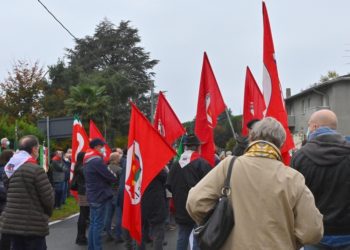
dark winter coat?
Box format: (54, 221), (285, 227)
(166, 155), (211, 225)
(117, 157), (127, 209)
(50, 159), (67, 183)
(84, 155), (117, 204)
(291, 133), (350, 235)
(142, 170), (167, 225)
(0, 164), (6, 214)
(0, 162), (54, 236)
(74, 163), (86, 195)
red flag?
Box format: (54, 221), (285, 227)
(71, 118), (89, 180)
(71, 117), (89, 198)
(194, 52), (226, 166)
(242, 66), (266, 136)
(122, 103), (176, 244)
(262, 2), (295, 164)
(89, 120), (112, 161)
(153, 91), (186, 145)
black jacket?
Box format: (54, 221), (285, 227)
(291, 133), (350, 235)
(142, 170), (167, 225)
(0, 165), (6, 214)
(74, 163), (86, 195)
(166, 155), (211, 225)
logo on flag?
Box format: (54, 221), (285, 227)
(250, 101), (255, 116)
(157, 119), (165, 137)
(125, 141), (143, 205)
(205, 93), (213, 126)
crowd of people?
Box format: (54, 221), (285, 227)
(0, 108), (349, 250)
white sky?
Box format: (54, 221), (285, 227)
(1, 0), (350, 122)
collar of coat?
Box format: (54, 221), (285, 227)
(245, 140), (282, 162)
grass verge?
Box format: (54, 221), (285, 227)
(50, 196), (79, 222)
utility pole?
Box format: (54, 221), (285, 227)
(46, 116), (50, 164)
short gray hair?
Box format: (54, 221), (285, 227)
(249, 117), (286, 148)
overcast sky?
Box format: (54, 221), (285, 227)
(1, 0), (350, 122)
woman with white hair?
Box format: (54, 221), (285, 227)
(186, 117), (324, 250)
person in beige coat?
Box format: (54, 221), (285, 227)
(187, 117), (323, 250)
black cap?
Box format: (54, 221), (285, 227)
(247, 119), (261, 130)
(89, 138), (106, 149)
(183, 134), (201, 146)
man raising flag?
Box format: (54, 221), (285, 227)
(194, 52), (226, 166)
(262, 2), (294, 164)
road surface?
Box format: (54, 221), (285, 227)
(47, 215), (178, 250)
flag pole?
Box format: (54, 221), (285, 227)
(225, 108), (237, 140)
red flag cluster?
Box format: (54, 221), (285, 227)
(71, 1), (296, 245)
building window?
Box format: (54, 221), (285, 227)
(308, 98), (311, 108)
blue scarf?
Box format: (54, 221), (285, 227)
(308, 126), (338, 141)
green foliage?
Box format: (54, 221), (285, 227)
(0, 60), (45, 122)
(114, 135), (128, 149)
(64, 83), (110, 124)
(214, 111), (242, 148)
(183, 119), (195, 134)
(0, 116), (44, 148)
(46, 19), (158, 141)
(50, 197), (79, 221)
(320, 70), (339, 83)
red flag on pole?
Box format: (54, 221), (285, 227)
(153, 91), (186, 145)
(71, 117), (89, 198)
(242, 66), (266, 136)
(262, 1), (295, 164)
(194, 52), (226, 166)
(89, 120), (112, 161)
(122, 103), (176, 244)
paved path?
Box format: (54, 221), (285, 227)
(47, 215), (178, 250)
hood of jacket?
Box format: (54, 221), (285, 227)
(302, 133), (350, 166)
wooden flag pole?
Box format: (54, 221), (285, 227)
(225, 108), (237, 141)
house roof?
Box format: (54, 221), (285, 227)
(285, 74), (350, 102)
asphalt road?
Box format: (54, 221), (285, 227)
(47, 215), (178, 250)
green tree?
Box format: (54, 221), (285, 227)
(47, 19), (158, 141)
(0, 60), (45, 122)
(64, 84), (110, 128)
(320, 70), (339, 83)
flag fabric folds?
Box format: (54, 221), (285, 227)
(122, 103), (176, 244)
(153, 91), (186, 146)
(194, 52), (226, 166)
(242, 66), (266, 136)
(71, 117), (89, 182)
(89, 120), (112, 160)
(262, 2), (295, 164)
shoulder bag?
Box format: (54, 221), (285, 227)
(194, 156), (236, 250)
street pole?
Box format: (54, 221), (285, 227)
(46, 116), (50, 164)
